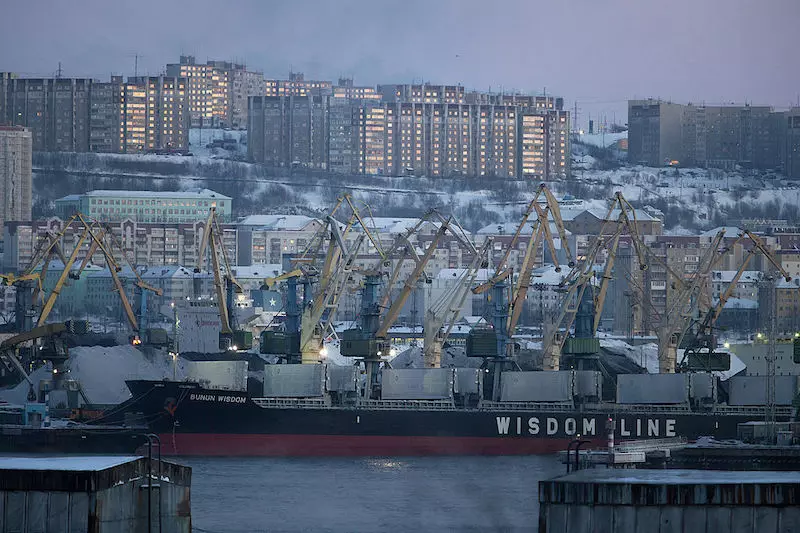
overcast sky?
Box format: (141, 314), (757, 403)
(2, 0), (797, 126)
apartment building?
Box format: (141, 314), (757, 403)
(332, 78), (380, 101)
(627, 99), (685, 166)
(166, 56), (263, 129)
(786, 108), (800, 179)
(247, 95), (329, 168)
(628, 99), (787, 171)
(0, 126), (32, 234)
(264, 72), (332, 97)
(88, 76), (123, 153)
(120, 76), (189, 153)
(235, 214), (325, 265)
(54, 189), (231, 224)
(378, 84), (466, 104)
(757, 277), (800, 335)
(0, 76), (93, 152)
(2, 216), (237, 274)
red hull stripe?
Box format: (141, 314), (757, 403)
(155, 433), (607, 457)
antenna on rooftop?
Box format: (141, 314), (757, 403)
(56, 62), (63, 79)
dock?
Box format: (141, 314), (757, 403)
(0, 455), (191, 532)
(539, 469), (800, 533)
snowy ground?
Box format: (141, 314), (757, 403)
(188, 128), (247, 158)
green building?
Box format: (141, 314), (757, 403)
(54, 189), (232, 224)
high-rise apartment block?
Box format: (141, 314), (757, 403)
(121, 76), (189, 153)
(628, 99), (790, 172)
(248, 84), (569, 179)
(0, 73), (189, 154)
(247, 95), (329, 169)
(166, 56), (264, 129)
(332, 78), (380, 101)
(0, 126), (32, 233)
(786, 108), (800, 180)
(264, 72), (332, 97)
(0, 76), (93, 152)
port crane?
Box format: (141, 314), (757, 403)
(423, 238), (491, 367)
(541, 192), (650, 372)
(341, 213), (452, 398)
(196, 207), (249, 351)
(677, 230), (791, 371)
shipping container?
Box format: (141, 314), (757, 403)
(262, 364), (324, 397)
(381, 369), (453, 400)
(616, 374), (689, 404)
(326, 365), (358, 392)
(186, 360), (248, 391)
(500, 371), (572, 402)
(573, 370), (602, 400)
(454, 368), (482, 395)
(727, 375), (798, 406)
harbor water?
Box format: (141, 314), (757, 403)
(184, 455), (562, 532)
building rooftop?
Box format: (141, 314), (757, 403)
(701, 226), (744, 237)
(0, 455), (141, 471)
(57, 189), (230, 201)
(711, 270), (762, 284)
(721, 297), (758, 310)
(476, 222), (572, 236)
(550, 468), (800, 485)
(237, 214), (319, 231)
(231, 264), (283, 279)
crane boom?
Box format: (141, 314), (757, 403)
(38, 226), (91, 326)
(375, 219), (450, 339)
(423, 238), (491, 367)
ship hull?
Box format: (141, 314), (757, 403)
(119, 380), (778, 457)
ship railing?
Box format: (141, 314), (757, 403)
(712, 405), (794, 416)
(478, 401), (576, 412)
(356, 399), (458, 410)
(252, 398), (330, 409)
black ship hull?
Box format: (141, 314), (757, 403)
(114, 380), (778, 457)
(0, 425), (149, 455)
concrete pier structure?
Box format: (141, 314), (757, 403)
(539, 469), (800, 533)
(0, 455), (191, 532)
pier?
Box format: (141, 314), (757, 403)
(539, 469), (800, 533)
(0, 455), (191, 532)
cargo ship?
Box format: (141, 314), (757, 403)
(112, 363), (796, 457)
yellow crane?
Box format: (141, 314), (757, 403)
(423, 238), (492, 367)
(196, 207), (247, 350)
(541, 193), (649, 371)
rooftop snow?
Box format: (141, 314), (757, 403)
(237, 214), (319, 230)
(476, 221), (572, 236)
(231, 264), (283, 279)
(0, 456), (142, 471)
(701, 226), (743, 237)
(711, 271), (762, 284)
(61, 189), (230, 200)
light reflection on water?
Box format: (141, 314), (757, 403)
(182, 455), (563, 533)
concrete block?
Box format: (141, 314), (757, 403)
(755, 506), (778, 533)
(27, 491), (48, 532)
(779, 507), (800, 533)
(544, 503), (569, 533)
(569, 504), (593, 533)
(47, 493), (70, 532)
(613, 506), (637, 533)
(682, 508), (707, 533)
(658, 506), (683, 533)
(591, 505), (614, 533)
(729, 507), (754, 533)
(636, 507), (660, 531)
(705, 507), (732, 533)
